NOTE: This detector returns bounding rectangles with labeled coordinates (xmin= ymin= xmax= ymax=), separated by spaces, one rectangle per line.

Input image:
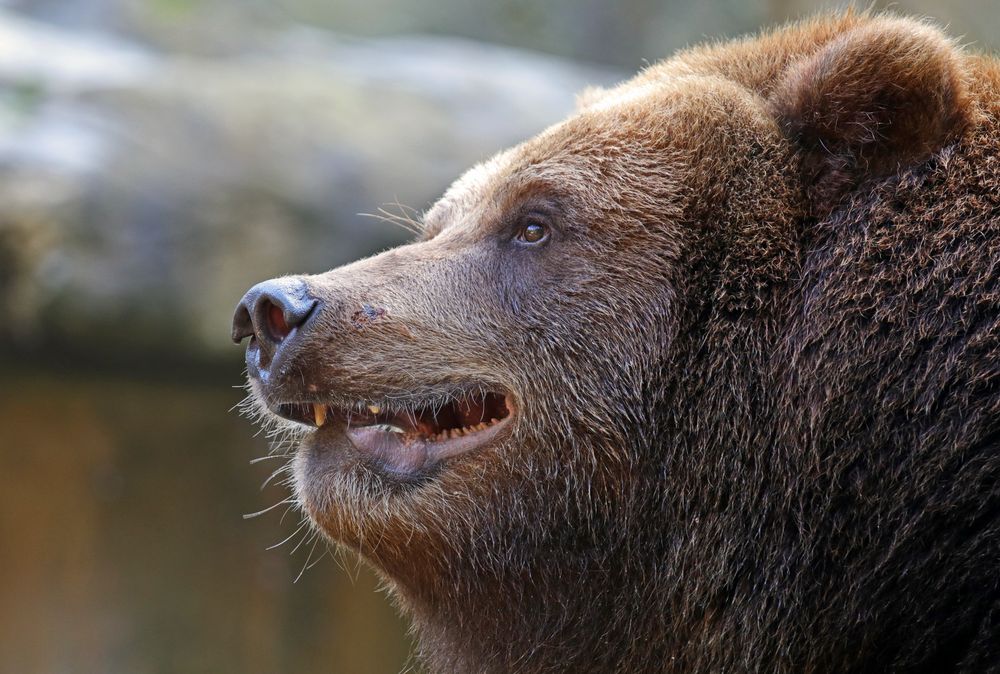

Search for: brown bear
xmin=232 ymin=12 xmax=1000 ymax=673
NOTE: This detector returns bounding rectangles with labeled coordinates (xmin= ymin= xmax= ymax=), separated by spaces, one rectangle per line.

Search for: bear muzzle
xmin=233 ymin=271 xmax=518 ymax=475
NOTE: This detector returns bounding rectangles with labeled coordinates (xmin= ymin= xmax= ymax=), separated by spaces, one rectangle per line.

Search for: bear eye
xmin=515 ymin=219 xmax=549 ymax=245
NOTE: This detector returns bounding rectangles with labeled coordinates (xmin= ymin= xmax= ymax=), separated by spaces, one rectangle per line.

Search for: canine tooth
xmin=368 ymin=404 xmax=381 ymax=414
xmin=313 ymin=404 xmax=327 ymax=427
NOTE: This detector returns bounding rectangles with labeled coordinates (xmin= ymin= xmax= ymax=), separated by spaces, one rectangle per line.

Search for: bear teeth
xmin=284 ymin=391 xmax=511 ymax=438
xmin=424 ymin=419 xmax=501 ymax=443
xmin=374 ymin=423 xmax=404 ymax=434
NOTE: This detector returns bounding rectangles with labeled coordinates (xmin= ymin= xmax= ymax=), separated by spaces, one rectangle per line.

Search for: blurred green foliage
xmin=9 ymin=0 xmax=999 ymax=66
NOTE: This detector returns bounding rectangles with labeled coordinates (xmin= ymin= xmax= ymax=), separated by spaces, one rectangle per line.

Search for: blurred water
xmin=0 ymin=370 xmax=412 ymax=674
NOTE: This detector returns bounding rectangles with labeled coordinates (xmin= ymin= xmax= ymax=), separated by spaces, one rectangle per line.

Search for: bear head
xmin=233 ymin=12 xmax=979 ymax=672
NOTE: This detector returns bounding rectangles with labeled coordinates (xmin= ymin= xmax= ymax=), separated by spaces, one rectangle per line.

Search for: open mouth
xmin=276 ymin=390 xmax=514 ymax=474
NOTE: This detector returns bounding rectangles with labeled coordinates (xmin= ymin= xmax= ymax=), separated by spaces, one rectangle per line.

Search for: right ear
xmin=769 ymin=17 xmax=972 ymax=216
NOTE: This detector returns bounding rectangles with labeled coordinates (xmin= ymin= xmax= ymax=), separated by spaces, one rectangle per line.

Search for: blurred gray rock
xmin=0 ymin=10 xmax=621 ymax=358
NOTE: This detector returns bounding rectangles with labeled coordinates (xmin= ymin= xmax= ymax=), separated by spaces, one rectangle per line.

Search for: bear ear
xmin=770 ymin=18 xmax=971 ymax=215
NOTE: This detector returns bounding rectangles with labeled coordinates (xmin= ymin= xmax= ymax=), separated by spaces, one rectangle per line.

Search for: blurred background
xmin=0 ymin=0 xmax=994 ymax=672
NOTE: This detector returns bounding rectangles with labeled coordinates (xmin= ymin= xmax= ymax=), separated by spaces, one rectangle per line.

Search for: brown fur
xmin=241 ymin=12 xmax=1000 ymax=673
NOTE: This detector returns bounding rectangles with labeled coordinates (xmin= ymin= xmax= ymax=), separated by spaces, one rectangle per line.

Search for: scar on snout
xmin=349 ymin=303 xmax=414 ymax=338
xmin=351 ymin=303 xmax=387 ymax=330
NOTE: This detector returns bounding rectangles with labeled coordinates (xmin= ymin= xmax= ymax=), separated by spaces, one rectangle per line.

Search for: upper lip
xmin=269 ymin=388 xmax=514 ymax=440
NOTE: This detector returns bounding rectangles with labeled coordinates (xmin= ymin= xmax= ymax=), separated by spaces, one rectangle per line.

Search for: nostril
xmin=264 ymin=300 xmax=293 ymax=342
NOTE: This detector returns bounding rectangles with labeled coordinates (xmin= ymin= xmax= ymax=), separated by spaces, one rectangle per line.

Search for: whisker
xmin=266 ymin=518 xmax=309 ymax=550
xmin=278 ymin=503 xmax=299 ymax=526
xmin=306 ymin=543 xmax=331 ymax=571
xmin=357 ymin=200 xmax=426 ymax=237
xmin=294 ymin=533 xmax=324 ymax=583
xmin=261 ymin=463 xmax=292 ymax=491
xmin=243 ymin=497 xmax=295 ymax=520
xmin=290 ymin=525 xmax=316 ymax=557
xmin=250 ymin=453 xmax=292 ymax=465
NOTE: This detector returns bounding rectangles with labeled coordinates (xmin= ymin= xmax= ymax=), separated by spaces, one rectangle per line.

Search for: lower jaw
xmin=306 ymin=417 xmax=513 ymax=478
xmin=346 ymin=425 xmax=433 ymax=475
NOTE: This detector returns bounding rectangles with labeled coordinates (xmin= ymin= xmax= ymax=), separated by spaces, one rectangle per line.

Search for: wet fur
xmin=246 ymin=12 xmax=1000 ymax=673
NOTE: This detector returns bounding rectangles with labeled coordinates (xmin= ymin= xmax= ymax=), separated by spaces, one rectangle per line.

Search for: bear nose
xmin=232 ymin=277 xmax=318 ymax=375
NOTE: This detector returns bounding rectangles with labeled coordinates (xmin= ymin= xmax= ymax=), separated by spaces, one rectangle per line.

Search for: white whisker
xmin=243 ymin=497 xmax=295 ymax=520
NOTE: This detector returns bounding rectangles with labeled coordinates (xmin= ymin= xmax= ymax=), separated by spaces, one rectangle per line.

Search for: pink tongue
xmin=346 ymin=425 xmax=428 ymax=474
